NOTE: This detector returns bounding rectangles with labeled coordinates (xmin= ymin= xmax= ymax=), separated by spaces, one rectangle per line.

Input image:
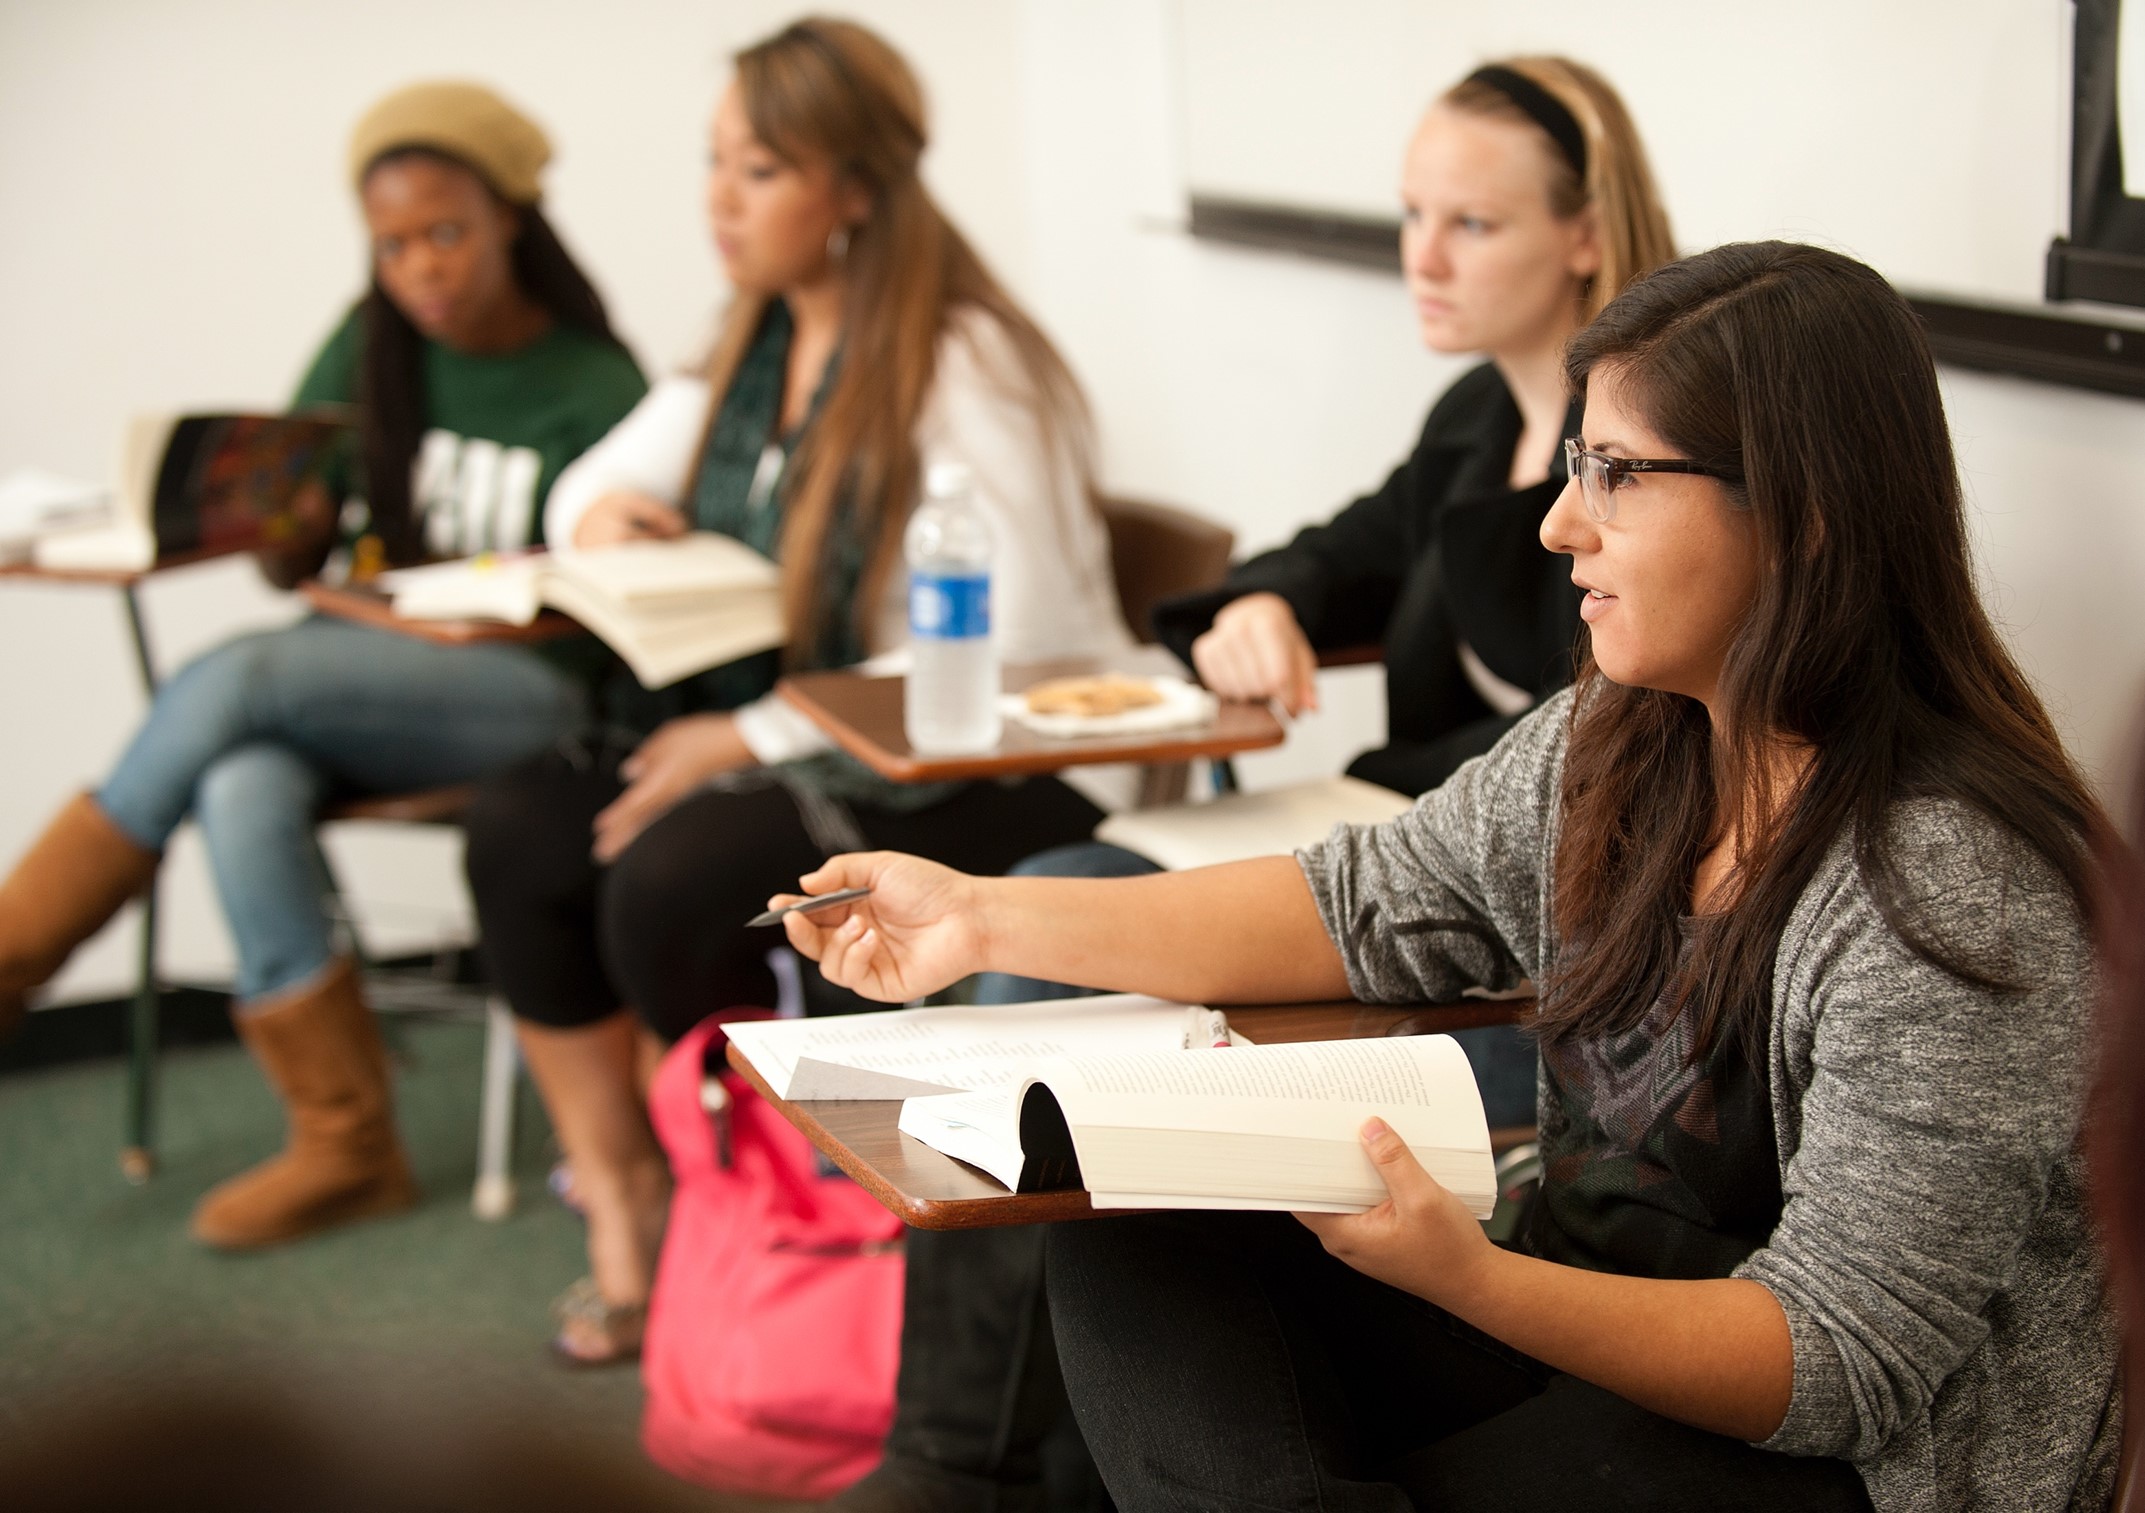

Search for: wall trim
xmin=1187 ymin=194 xmax=2145 ymax=403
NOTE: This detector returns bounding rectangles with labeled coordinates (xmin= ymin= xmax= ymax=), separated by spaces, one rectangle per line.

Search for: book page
xmin=537 ymin=573 xmax=782 ymax=689
xmin=728 ymin=995 xmax=1204 ymax=1100
xmin=0 ymin=469 xmax=107 ymax=543
xmin=1064 ymin=1036 xmax=1436 ymax=1101
xmin=1033 ymin=1035 xmax=1494 ymax=1216
xmin=550 ymin=532 xmax=778 ymax=602
xmin=1041 ymin=1034 xmax=1490 ymax=1152
xmin=897 ymin=1087 xmax=1025 ymax=1189
xmin=383 ymin=554 xmax=546 ymax=624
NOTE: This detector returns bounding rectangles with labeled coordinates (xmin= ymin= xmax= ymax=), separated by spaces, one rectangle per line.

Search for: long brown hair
xmin=357 ymin=147 xmax=623 ymax=566
xmin=1541 ymin=241 xmax=2104 ymax=1054
xmin=1443 ymin=57 xmax=1676 ymax=321
xmin=699 ymin=16 xmax=1093 ymax=659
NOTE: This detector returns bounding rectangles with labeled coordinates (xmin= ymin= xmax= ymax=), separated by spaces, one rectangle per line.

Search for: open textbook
xmin=723 ymin=994 xmax=1234 ymax=1101
xmin=27 ymin=410 xmax=353 ymax=572
xmin=898 ymin=1034 xmax=1495 ymax=1216
xmin=380 ymin=532 xmax=784 ymax=689
xmin=723 ymin=996 xmax=1493 ymax=1217
xmin=1093 ymin=775 xmax=1415 ymax=872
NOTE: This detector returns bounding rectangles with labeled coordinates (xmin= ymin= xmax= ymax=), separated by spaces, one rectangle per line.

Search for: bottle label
xmin=909 ymin=571 xmax=990 ymax=639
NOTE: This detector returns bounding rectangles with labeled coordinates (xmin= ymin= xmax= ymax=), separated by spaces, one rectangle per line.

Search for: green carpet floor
xmin=0 ymin=1015 xmax=797 ymax=1509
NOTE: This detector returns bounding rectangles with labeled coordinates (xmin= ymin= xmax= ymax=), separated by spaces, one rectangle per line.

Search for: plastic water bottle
xmin=904 ymin=461 xmax=1001 ymax=753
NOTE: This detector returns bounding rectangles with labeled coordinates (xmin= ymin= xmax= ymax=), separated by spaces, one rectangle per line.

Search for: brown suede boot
xmin=190 ymin=958 xmax=419 ymax=1249
xmin=0 ymin=793 xmax=159 ymax=1038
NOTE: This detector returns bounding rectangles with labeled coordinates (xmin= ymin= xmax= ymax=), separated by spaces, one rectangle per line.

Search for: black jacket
xmin=1154 ymin=363 xmax=1582 ymax=797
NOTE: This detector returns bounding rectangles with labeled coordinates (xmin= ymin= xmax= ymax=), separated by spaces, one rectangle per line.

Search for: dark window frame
xmin=1186 ymin=190 xmax=2145 ymax=403
xmin=2049 ymin=0 xmax=2145 ymax=305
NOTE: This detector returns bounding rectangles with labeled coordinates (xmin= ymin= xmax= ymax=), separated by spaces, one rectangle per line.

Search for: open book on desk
xmin=899 ymin=1034 xmax=1494 ymax=1217
xmin=723 ymin=994 xmax=1236 ymax=1101
xmin=380 ymin=532 xmax=784 ymax=689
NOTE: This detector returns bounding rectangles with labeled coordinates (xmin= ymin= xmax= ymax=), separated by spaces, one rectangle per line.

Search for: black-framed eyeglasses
xmin=1562 ymin=437 xmax=1737 ymax=523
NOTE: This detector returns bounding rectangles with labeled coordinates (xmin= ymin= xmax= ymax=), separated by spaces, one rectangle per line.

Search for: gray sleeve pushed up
xmin=1296 ymin=691 xmax=1569 ymax=1003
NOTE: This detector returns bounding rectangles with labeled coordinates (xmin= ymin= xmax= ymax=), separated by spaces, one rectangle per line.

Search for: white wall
xmin=1175 ymin=0 xmax=2071 ymax=306
xmin=0 ymin=0 xmax=1034 ymax=1002
xmin=1015 ymin=0 xmax=2145 ymax=801
xmin=3 ymin=0 xmax=2142 ymax=1003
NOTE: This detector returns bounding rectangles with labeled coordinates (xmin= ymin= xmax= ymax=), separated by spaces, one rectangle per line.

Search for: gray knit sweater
xmin=1298 ymin=690 xmax=2122 ymax=1512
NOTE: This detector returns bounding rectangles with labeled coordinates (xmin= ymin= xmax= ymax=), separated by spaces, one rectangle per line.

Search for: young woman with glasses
xmin=857 ymin=58 xmax=1678 ymax=1510
xmin=776 ymin=241 xmax=2118 ymax=1511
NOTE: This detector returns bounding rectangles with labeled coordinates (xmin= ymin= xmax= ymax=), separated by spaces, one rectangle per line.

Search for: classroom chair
xmin=1095 ymin=494 xmax=1234 ymax=644
xmin=1095 ymin=494 xmax=1235 ymax=807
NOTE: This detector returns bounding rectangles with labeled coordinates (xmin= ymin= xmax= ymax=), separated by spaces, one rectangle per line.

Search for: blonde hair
xmin=1444 ymin=57 xmax=1675 ymax=320
xmin=696 ymin=16 xmax=1093 ymax=662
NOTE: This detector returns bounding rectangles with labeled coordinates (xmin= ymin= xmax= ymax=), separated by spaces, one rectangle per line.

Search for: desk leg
xmin=471 ymin=999 xmax=519 ymax=1220
xmin=1137 ymin=760 xmax=1192 ymax=808
xmin=118 ymin=582 xmax=159 ymax=1185
xmin=120 ymin=885 xmax=158 ymax=1184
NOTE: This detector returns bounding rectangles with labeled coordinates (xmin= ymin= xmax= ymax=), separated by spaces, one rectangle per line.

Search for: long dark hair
xmin=1541 ymin=241 xmax=2104 ymax=1054
xmin=356 ymin=146 xmax=623 ymax=565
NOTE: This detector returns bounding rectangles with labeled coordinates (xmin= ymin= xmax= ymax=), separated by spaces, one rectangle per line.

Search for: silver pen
xmin=746 ymin=886 xmax=874 ymax=929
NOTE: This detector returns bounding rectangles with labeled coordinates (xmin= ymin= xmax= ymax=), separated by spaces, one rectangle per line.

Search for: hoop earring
xmin=827 ymin=225 xmax=851 ymax=266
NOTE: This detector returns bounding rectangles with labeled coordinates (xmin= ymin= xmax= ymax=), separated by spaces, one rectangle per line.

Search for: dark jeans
xmin=464 ymin=751 xmax=1103 ymax=1040
xmin=1048 ymin=1211 xmax=1875 ymax=1513
xmin=830 ymin=1225 xmax=1108 ymax=1513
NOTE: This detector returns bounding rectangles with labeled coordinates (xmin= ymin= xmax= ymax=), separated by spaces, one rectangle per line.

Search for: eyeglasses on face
xmin=1562 ymin=437 xmax=1738 ymax=523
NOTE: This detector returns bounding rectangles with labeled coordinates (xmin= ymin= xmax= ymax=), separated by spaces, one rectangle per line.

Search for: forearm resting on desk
xmin=780 ymin=853 xmax=1351 ymax=1005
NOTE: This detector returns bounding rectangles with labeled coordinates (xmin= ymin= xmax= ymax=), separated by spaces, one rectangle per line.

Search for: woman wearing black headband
xmin=837 ymin=56 xmax=1680 ymax=1513
xmin=1156 ymin=54 xmax=1669 ymax=799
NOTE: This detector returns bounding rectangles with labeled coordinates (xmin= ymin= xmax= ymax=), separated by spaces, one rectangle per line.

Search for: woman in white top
xmin=461 ymin=16 xmax=1127 ymax=1364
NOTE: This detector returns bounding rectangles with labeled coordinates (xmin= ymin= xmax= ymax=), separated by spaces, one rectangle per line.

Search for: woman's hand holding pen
xmin=774 ymin=853 xmax=986 ymax=1003
xmin=1296 ymin=1117 xmax=1498 ymax=1308
xmin=573 ymin=489 xmax=689 ymax=548
xmin=1191 ymin=592 xmax=1321 ymax=717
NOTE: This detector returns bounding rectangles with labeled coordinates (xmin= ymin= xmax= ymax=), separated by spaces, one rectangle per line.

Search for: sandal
xmin=548 ymin=1277 xmax=647 ymax=1368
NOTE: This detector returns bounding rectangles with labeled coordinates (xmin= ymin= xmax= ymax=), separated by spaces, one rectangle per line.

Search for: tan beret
xmin=347 ymin=80 xmax=551 ymax=204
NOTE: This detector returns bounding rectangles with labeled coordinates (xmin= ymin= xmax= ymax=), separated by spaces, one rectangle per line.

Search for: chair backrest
xmin=1096 ymin=495 xmax=1234 ymax=645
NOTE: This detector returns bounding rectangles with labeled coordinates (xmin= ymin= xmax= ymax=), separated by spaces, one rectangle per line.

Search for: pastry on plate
xmin=1022 ymin=673 xmax=1166 ymax=719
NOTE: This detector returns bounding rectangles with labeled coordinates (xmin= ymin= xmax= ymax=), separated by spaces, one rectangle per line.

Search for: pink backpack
xmin=641 ymin=1014 xmax=907 ymax=1501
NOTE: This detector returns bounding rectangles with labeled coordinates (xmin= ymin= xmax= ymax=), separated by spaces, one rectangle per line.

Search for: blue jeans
xmin=973 ymin=840 xmax=1539 ymax=1129
xmin=97 ymin=616 xmax=582 ymax=1002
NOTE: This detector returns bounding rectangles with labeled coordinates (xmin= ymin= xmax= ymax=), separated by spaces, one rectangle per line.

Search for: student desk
xmin=776 ymin=651 xmax=1287 ymax=784
xmin=727 ymin=999 xmax=1524 ymax=1230
xmin=4 ymin=561 xmax=560 ymax=1184
xmin=298 ymin=580 xmax=580 ymax=646
xmin=0 ymin=548 xmax=255 ymax=1176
